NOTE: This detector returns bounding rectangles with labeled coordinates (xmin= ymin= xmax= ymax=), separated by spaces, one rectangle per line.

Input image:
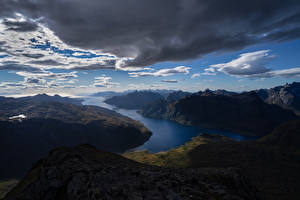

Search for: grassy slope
xmin=124 ymin=134 xmax=232 ymax=167
xmin=0 ymin=180 xmax=18 ymax=199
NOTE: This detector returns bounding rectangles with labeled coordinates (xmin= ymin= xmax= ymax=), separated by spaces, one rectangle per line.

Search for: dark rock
xmin=4 ymin=145 xmax=260 ymax=200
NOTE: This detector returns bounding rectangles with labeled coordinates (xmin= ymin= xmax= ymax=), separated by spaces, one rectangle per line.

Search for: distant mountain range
xmin=103 ymin=83 xmax=299 ymax=137
xmin=104 ymin=91 xmax=166 ymax=109
xmin=91 ymin=89 xmax=176 ymax=99
xmin=3 ymin=93 xmax=84 ymax=105
xmin=125 ymin=119 xmax=300 ymax=200
xmin=0 ymin=96 xmax=151 ymax=179
xmin=104 ymin=90 xmax=191 ymax=109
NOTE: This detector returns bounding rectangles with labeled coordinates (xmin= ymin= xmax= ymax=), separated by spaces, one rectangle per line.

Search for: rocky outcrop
xmin=4 ymin=145 xmax=260 ymax=200
xmin=257 ymin=82 xmax=300 ymax=114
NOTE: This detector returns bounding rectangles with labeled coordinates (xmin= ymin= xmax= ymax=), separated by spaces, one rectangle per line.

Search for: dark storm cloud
xmin=1 ymin=0 xmax=300 ymax=67
xmin=3 ymin=20 xmax=39 ymax=32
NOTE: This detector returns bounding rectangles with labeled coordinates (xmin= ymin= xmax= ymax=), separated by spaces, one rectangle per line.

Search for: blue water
xmin=83 ymin=97 xmax=254 ymax=153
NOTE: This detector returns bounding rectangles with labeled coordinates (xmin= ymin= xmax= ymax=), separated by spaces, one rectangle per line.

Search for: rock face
xmin=257 ymin=82 xmax=300 ymax=114
xmin=4 ymin=145 xmax=260 ymax=200
xmin=140 ymin=91 xmax=298 ymax=137
xmin=0 ymin=97 xmax=151 ymax=179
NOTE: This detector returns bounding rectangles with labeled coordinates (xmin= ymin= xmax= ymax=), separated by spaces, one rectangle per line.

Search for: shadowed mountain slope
xmin=4 ymin=145 xmax=260 ymax=200
xmin=0 ymin=97 xmax=151 ymax=179
xmin=140 ymin=91 xmax=298 ymax=137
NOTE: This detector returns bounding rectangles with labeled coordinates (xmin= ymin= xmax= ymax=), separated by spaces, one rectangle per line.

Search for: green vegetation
xmin=124 ymin=134 xmax=232 ymax=167
xmin=0 ymin=180 xmax=18 ymax=199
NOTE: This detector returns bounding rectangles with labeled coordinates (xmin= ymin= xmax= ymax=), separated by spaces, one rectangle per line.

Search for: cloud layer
xmin=129 ymin=66 xmax=190 ymax=78
xmin=0 ymin=0 xmax=300 ymax=67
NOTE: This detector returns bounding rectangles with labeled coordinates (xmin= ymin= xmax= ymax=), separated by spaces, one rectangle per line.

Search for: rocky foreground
xmin=4 ymin=144 xmax=260 ymax=200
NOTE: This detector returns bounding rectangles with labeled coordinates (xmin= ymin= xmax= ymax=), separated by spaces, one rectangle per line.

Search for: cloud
xmin=129 ymin=66 xmax=190 ymax=77
xmin=161 ymin=79 xmax=178 ymax=83
xmin=0 ymin=0 xmax=299 ymax=67
xmin=251 ymin=68 xmax=300 ymax=78
xmin=0 ymin=61 xmax=41 ymax=72
xmin=16 ymin=70 xmax=78 ymax=80
xmin=29 ymin=59 xmax=64 ymax=66
xmin=191 ymin=73 xmax=201 ymax=78
xmin=93 ymin=76 xmax=120 ymax=88
xmin=210 ymin=50 xmax=274 ymax=76
xmin=3 ymin=19 xmax=39 ymax=32
xmin=72 ymin=60 xmax=116 ymax=70
xmin=24 ymin=77 xmax=46 ymax=84
xmin=22 ymin=53 xmax=45 ymax=59
xmin=206 ymin=50 xmax=300 ymax=78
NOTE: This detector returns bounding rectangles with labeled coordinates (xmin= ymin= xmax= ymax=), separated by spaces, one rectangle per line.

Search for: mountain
xmin=140 ymin=91 xmax=298 ymax=137
xmin=0 ymin=97 xmax=151 ymax=179
xmin=193 ymin=89 xmax=237 ymax=97
xmin=90 ymin=91 xmax=128 ymax=99
xmin=4 ymin=144 xmax=260 ymax=200
xmin=165 ymin=90 xmax=191 ymax=102
xmin=104 ymin=91 xmax=165 ymax=109
xmin=17 ymin=93 xmax=83 ymax=105
xmin=259 ymin=119 xmax=300 ymax=149
xmin=256 ymin=82 xmax=300 ymax=114
xmin=125 ymin=120 xmax=300 ymax=200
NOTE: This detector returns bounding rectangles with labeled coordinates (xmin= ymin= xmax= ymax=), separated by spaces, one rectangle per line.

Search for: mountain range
xmin=103 ymin=83 xmax=299 ymax=137
xmin=104 ymin=91 xmax=166 ymax=109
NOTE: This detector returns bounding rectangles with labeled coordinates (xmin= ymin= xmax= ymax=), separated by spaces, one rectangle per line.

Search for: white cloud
xmin=205 ymin=50 xmax=300 ymax=78
xmin=161 ymin=79 xmax=178 ymax=83
xmin=202 ymin=68 xmax=217 ymax=76
xmin=250 ymin=67 xmax=300 ymax=78
xmin=16 ymin=71 xmax=78 ymax=80
xmin=191 ymin=73 xmax=201 ymax=78
xmin=129 ymin=66 xmax=190 ymax=78
xmin=210 ymin=50 xmax=274 ymax=76
xmin=93 ymin=76 xmax=120 ymax=88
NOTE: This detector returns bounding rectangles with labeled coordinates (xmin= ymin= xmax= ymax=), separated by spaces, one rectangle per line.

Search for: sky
xmin=0 ymin=0 xmax=300 ymax=97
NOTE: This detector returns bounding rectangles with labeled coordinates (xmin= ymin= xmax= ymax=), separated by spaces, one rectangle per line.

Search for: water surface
xmin=83 ymin=97 xmax=253 ymax=153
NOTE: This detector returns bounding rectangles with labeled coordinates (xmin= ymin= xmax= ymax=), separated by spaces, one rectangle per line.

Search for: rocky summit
xmin=4 ymin=145 xmax=260 ymax=200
